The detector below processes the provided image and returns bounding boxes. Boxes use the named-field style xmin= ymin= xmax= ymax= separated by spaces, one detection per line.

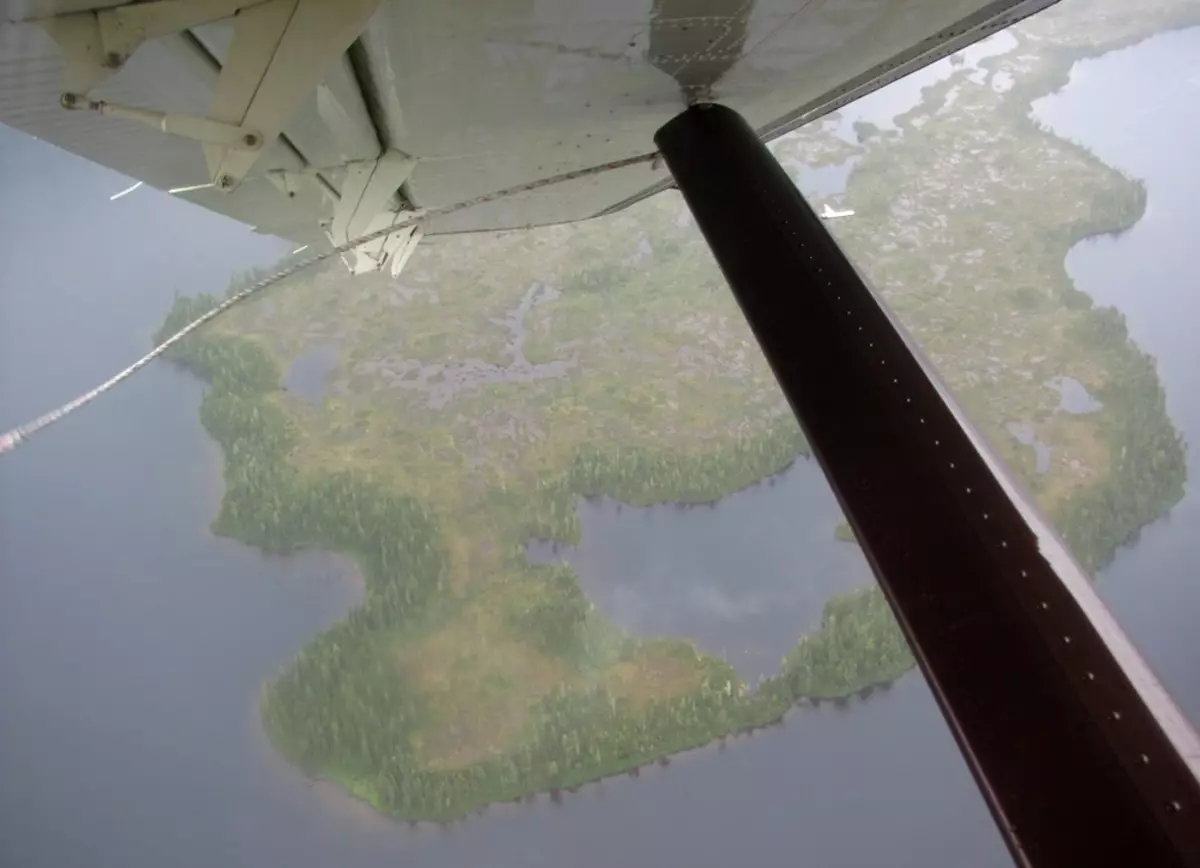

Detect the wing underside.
xmin=0 ymin=0 xmax=1057 ymax=270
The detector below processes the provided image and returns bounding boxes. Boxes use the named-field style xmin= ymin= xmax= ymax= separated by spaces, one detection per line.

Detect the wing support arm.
xmin=656 ymin=102 xmax=1200 ymax=868
xmin=42 ymin=0 xmax=382 ymax=192
xmin=59 ymin=92 xmax=262 ymax=156
xmin=39 ymin=0 xmax=268 ymax=93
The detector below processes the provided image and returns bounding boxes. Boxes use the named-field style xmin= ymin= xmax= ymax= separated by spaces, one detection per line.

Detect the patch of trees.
xmin=1056 ymin=306 xmax=1186 ymax=572
xmin=156 ymin=244 xmax=1183 ymax=820
xmin=1009 ymin=284 xmax=1045 ymax=311
xmin=1065 ymin=178 xmax=1148 ymax=244
xmin=763 ymin=586 xmax=914 ymax=701
xmin=853 ymin=120 xmax=881 ymax=143
xmin=563 ymin=263 xmax=630 ymax=295
xmin=510 ymin=564 xmax=591 ymax=656
xmin=521 ymin=419 xmax=809 ymax=544
xmin=159 ymin=293 xmax=911 ymax=821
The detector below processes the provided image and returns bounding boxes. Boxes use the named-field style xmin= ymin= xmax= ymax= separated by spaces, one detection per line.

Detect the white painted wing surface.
xmin=0 ymin=0 xmax=1058 ymax=252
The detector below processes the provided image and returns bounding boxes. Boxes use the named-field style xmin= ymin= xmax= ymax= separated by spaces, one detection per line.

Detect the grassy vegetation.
xmin=159 ymin=308 xmax=900 ymax=821
xmin=164 ymin=0 xmax=1188 ymax=822
xmin=829 ymin=12 xmax=1186 ymax=571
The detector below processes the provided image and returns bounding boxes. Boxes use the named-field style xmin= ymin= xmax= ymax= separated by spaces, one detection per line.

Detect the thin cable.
xmin=0 ymin=151 xmax=659 ymax=454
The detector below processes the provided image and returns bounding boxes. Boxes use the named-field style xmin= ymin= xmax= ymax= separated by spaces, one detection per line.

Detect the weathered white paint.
xmin=2 ymin=0 xmax=1059 ymax=251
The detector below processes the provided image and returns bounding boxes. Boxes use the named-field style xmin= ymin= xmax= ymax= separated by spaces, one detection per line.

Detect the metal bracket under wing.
xmin=203 ymin=0 xmax=382 ymax=190
xmin=41 ymin=0 xmax=419 ymax=277
xmin=59 ymin=91 xmax=264 ymax=151
xmin=44 ymin=0 xmax=382 ymax=191
xmin=40 ymin=0 xmax=268 ymax=94
xmin=327 ymin=149 xmax=423 ymax=276
xmin=346 ymin=212 xmax=424 ymax=278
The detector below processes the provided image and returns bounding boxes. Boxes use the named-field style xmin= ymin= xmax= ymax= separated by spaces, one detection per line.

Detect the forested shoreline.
xmin=1011 ymin=48 xmax=1186 ymax=573
xmin=158 ymin=242 xmax=1181 ymax=821
xmin=156 ymin=300 xmax=909 ymax=820
xmin=156 ymin=22 xmax=1186 ymax=822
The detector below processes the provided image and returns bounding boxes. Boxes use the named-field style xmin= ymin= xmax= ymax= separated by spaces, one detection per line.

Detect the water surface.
xmin=832 ymin=30 xmax=1018 ymax=139
xmin=0 ymin=123 xmax=1003 ymax=868
xmin=1035 ymin=27 xmax=1200 ymax=724
xmin=285 ymin=343 xmax=340 ymax=403
xmin=1006 ymin=420 xmax=1053 ymax=474
xmin=529 ymin=460 xmax=872 ymax=680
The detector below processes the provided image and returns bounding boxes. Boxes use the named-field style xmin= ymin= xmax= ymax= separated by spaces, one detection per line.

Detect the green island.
xmin=159 ymin=0 xmax=1194 ymax=823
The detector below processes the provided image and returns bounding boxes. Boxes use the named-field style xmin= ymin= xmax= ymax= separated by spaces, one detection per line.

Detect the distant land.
xmin=160 ymin=0 xmax=1193 ymax=821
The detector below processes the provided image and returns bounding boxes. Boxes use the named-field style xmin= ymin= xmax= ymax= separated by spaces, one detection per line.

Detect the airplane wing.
xmin=0 ymin=0 xmax=1056 ymax=273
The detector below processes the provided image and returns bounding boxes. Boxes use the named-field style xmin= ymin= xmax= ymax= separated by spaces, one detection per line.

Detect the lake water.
xmin=830 ymin=30 xmax=1018 ymax=141
xmin=3 ymin=25 xmax=1199 ymax=868
xmin=790 ymin=31 xmax=1018 ymax=201
xmin=529 ymin=460 xmax=872 ymax=681
xmin=1033 ymin=26 xmax=1200 ymax=724
xmin=285 ymin=343 xmax=341 ymax=403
